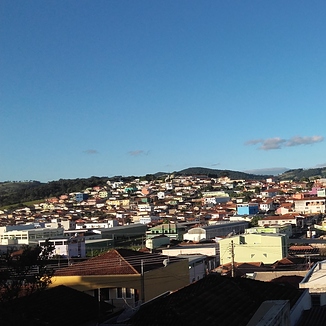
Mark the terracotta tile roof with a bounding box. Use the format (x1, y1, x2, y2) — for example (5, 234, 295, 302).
(271, 257, 308, 270)
(263, 215, 297, 220)
(129, 274, 304, 326)
(289, 245, 313, 251)
(215, 262, 266, 277)
(54, 249, 183, 276)
(280, 202, 293, 208)
(272, 257, 294, 265)
(288, 245, 319, 256)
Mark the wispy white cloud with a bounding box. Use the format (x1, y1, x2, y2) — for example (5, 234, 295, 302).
(261, 138, 286, 150)
(83, 149, 99, 154)
(245, 135, 323, 151)
(244, 139, 263, 146)
(286, 136, 324, 147)
(128, 150, 150, 156)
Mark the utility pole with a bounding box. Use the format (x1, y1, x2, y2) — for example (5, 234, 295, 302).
(141, 260, 145, 302)
(98, 287, 101, 323)
(231, 240, 235, 277)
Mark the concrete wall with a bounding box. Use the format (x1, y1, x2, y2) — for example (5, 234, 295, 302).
(50, 259, 189, 303)
(219, 233, 287, 265)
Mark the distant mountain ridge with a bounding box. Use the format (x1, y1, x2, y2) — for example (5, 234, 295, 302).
(279, 167, 326, 181)
(174, 167, 271, 180)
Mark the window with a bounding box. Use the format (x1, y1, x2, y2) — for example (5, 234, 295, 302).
(117, 287, 123, 299)
(101, 288, 110, 301)
(126, 288, 132, 299)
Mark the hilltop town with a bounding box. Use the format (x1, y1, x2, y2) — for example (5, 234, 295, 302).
(1, 172, 326, 324)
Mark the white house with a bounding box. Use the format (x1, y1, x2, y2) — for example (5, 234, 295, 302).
(45, 218, 76, 230)
(157, 191, 165, 200)
(76, 220, 118, 229)
(137, 203, 153, 212)
(0, 227, 65, 245)
(259, 199, 276, 212)
(300, 260, 326, 306)
(139, 215, 161, 225)
(183, 221, 248, 242)
(294, 197, 326, 214)
(39, 237, 86, 258)
(258, 215, 305, 228)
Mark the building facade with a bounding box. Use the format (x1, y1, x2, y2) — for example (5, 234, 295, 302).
(219, 233, 288, 265)
(237, 203, 259, 215)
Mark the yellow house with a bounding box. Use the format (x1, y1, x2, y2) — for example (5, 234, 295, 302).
(50, 249, 189, 310)
(219, 233, 288, 265)
(315, 220, 326, 231)
(106, 198, 130, 208)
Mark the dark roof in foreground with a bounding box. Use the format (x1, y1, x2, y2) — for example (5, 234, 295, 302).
(128, 274, 304, 326)
(298, 305, 326, 326)
(0, 285, 113, 326)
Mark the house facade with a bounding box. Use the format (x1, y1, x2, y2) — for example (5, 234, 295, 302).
(0, 227, 65, 245)
(258, 215, 305, 228)
(300, 259, 326, 306)
(294, 197, 326, 214)
(219, 233, 288, 265)
(237, 203, 259, 215)
(39, 237, 86, 258)
(245, 225, 292, 238)
(51, 249, 189, 311)
(147, 223, 187, 241)
(183, 221, 248, 242)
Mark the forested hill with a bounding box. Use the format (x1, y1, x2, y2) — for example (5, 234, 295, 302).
(175, 167, 271, 180)
(0, 177, 109, 207)
(176, 166, 326, 181)
(278, 167, 326, 181)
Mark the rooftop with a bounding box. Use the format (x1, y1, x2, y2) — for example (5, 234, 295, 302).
(0, 285, 112, 325)
(54, 248, 184, 276)
(300, 260, 326, 292)
(128, 274, 304, 326)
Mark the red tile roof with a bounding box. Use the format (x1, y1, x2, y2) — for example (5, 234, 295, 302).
(54, 249, 183, 276)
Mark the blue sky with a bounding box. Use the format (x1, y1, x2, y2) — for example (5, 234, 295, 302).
(1, 1, 326, 182)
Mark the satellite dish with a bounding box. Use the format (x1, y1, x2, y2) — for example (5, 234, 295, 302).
(116, 300, 141, 323)
(163, 258, 169, 267)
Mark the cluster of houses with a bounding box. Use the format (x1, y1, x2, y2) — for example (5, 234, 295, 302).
(2, 174, 326, 228)
(2, 174, 326, 324)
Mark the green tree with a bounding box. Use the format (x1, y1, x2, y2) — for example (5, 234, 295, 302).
(250, 215, 263, 227)
(0, 240, 55, 302)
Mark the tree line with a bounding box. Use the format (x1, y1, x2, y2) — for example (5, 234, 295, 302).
(0, 176, 109, 208)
